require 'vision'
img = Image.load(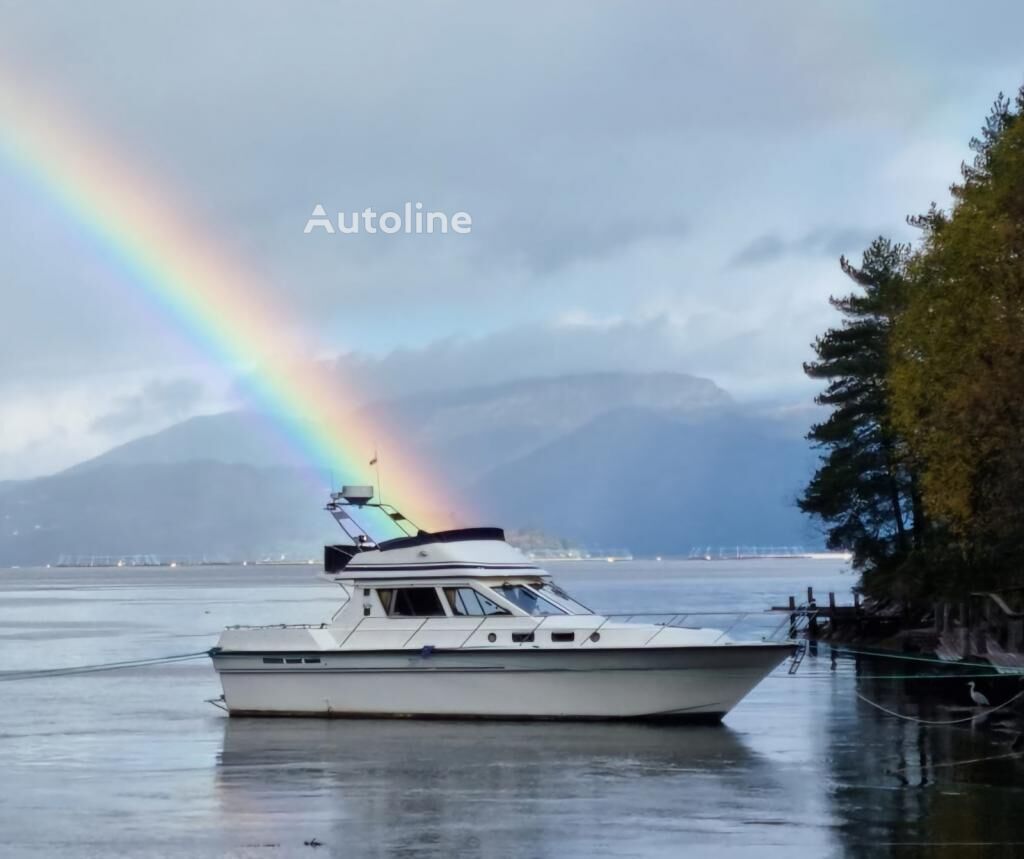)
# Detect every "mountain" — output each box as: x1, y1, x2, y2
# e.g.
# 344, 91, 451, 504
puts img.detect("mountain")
65, 411, 309, 472
71, 372, 732, 484
368, 371, 732, 484
0, 372, 818, 565
0, 461, 337, 566
470, 407, 817, 555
